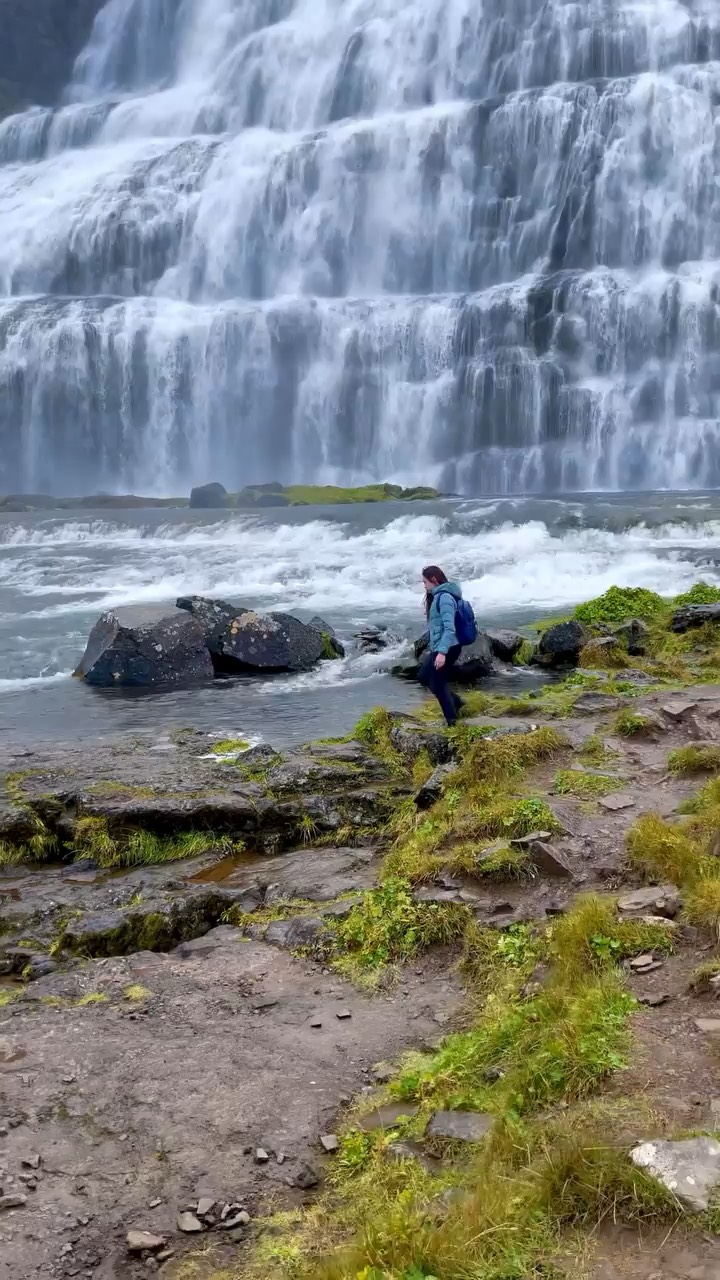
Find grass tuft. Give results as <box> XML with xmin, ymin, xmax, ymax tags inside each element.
<box><xmin>554</xmin><ymin>769</ymin><xmax>620</xmax><ymax>799</ymax></box>
<box><xmin>668</xmin><ymin>744</ymin><xmax>720</xmax><ymax>775</ymax></box>
<box><xmin>615</xmin><ymin>708</ymin><xmax>653</xmax><ymax>737</ymax></box>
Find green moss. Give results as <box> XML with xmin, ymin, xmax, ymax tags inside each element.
<box><xmin>210</xmin><ymin>738</ymin><xmax>251</xmax><ymax>756</ymax></box>
<box><xmin>574</xmin><ymin>586</ymin><xmax>666</xmax><ymax>626</ymax></box>
<box><xmin>513</xmin><ymin>638</ymin><xmax>535</xmax><ymax>665</ymax></box>
<box><xmin>282</xmin><ymin>483</ymin><xmax>440</xmax><ymax>506</ymax></box>
<box><xmin>319</xmin><ymin>632</ymin><xmax>340</xmax><ymax>660</ymax></box>
<box><xmin>554</xmin><ymin>769</ymin><xmax>620</xmax><ymax>799</ymax></box>
<box><xmin>76</xmin><ymin>992</ymin><xmax>109</xmax><ymax>1006</ymax></box>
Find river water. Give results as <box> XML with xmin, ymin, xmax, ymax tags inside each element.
<box><xmin>2</xmin><ymin>493</ymin><xmax>720</xmax><ymax>745</ymax></box>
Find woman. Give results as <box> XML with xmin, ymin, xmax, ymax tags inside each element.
<box><xmin>418</xmin><ymin>565</ymin><xmax>465</xmax><ymax>726</ymax></box>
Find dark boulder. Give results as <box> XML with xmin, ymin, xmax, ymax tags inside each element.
<box><xmin>392</xmin><ymin>632</ymin><xmax>495</xmax><ymax>682</ymax></box>
<box><xmin>74</xmin><ymin>606</ymin><xmax>213</xmax><ymax>687</ymax></box>
<box><xmin>307</xmin><ymin>615</ymin><xmax>345</xmax><ymax>658</ymax></box>
<box><xmin>534</xmin><ymin>620</ymin><xmax>588</xmax><ymax>667</ymax></box>
<box><xmin>614</xmin><ymin>618</ymin><xmax>649</xmax><ymax>655</ymax></box>
<box><xmin>672</xmin><ymin>603</ymin><xmax>720</xmax><ymax>633</ymax></box>
<box><xmin>189</xmin><ymin>482</ymin><xmax>230</xmax><ymax>509</ymax></box>
<box><xmin>176</xmin><ymin>595</ymin><xmax>249</xmax><ymax>657</ymax></box>
<box><xmin>218</xmin><ymin>610</ymin><xmax>326</xmax><ymax>672</ymax></box>
<box><xmin>486</xmin><ymin>628</ymin><xmax>525</xmax><ymax>662</ymax></box>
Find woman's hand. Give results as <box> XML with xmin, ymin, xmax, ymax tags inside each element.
<box><xmin>434</xmin><ymin>653</ymin><xmax>446</xmax><ymax>670</ymax></box>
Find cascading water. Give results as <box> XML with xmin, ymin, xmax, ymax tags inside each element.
<box><xmin>1</xmin><ymin>0</ymin><xmax>720</xmax><ymax>495</ymax></box>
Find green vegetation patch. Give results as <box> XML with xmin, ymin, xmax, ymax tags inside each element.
<box><xmin>235</xmin><ymin>895</ymin><xmax>680</xmax><ymax>1280</ymax></box>
<box><xmin>72</xmin><ymin>816</ymin><xmax>243</xmax><ymax>868</ymax></box>
<box><xmin>574</xmin><ymin>586</ymin><xmax>666</xmax><ymax>626</ymax></box>
<box><xmin>554</xmin><ymin>769</ymin><xmax>621</xmax><ymax>799</ymax></box>
<box><xmin>330</xmin><ymin>877</ymin><xmax>468</xmax><ymax>984</ymax></box>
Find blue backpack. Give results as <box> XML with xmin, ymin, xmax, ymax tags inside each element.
<box><xmin>440</xmin><ymin>592</ymin><xmax>477</xmax><ymax>647</ymax></box>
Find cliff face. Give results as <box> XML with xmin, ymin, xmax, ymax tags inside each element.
<box><xmin>0</xmin><ymin>0</ymin><xmax>104</xmax><ymax>116</ymax></box>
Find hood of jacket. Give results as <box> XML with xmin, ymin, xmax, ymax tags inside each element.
<box><xmin>430</xmin><ymin>580</ymin><xmax>462</xmax><ymax>601</ymax></box>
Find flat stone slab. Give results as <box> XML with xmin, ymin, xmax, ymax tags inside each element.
<box><xmin>598</xmin><ymin>792</ymin><xmax>635</xmax><ymax>811</ymax></box>
<box><xmin>617</xmin><ymin>885</ymin><xmax>681</xmax><ymax>918</ymax></box>
<box><xmin>695</xmin><ymin>1018</ymin><xmax>720</xmax><ymax>1036</ymax></box>
<box><xmin>358</xmin><ymin>1103</ymin><xmax>419</xmax><ymax>1132</ymax></box>
<box><xmin>662</xmin><ymin>700</ymin><xmax>699</xmax><ymax>720</ymax></box>
<box><xmin>631</xmin><ymin>1136</ymin><xmax>720</xmax><ymax>1211</ymax></box>
<box><xmin>426</xmin><ymin>1110</ymin><xmax>493</xmax><ymax>1142</ymax></box>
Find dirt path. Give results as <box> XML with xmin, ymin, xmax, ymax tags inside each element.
<box><xmin>0</xmin><ymin>934</ymin><xmax>462</xmax><ymax>1280</ymax></box>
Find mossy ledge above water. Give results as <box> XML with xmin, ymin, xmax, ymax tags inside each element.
<box><xmin>0</xmin><ymin>482</ymin><xmax>445</xmax><ymax>513</ymax></box>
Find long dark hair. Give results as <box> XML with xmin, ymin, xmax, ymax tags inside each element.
<box><xmin>422</xmin><ymin>565</ymin><xmax>448</xmax><ymax>617</ymax></box>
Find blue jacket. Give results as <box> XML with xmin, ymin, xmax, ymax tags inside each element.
<box><xmin>428</xmin><ymin>581</ymin><xmax>462</xmax><ymax>654</ymax></box>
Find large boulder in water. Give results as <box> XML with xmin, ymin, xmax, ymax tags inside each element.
<box><xmin>189</xmin><ymin>482</ymin><xmax>230</xmax><ymax>509</ymax></box>
<box><xmin>217</xmin><ymin>611</ymin><xmax>327</xmax><ymax>673</ymax></box>
<box><xmin>176</xmin><ymin>595</ymin><xmax>249</xmax><ymax>657</ymax></box>
<box><xmin>74</xmin><ymin>607</ymin><xmax>214</xmax><ymax>687</ymax></box>
<box><xmin>534</xmin><ymin>620</ymin><xmax>589</xmax><ymax>668</ymax></box>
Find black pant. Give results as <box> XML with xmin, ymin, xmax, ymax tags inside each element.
<box><xmin>418</xmin><ymin>645</ymin><xmax>462</xmax><ymax>725</ymax></box>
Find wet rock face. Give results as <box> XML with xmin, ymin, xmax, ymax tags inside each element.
<box><xmin>73</xmin><ymin>605</ymin><xmax>214</xmax><ymax>687</ymax></box>
<box><xmin>218</xmin><ymin>610</ymin><xmax>326</xmax><ymax>672</ymax></box>
<box><xmin>189</xmin><ymin>481</ymin><xmax>230</xmax><ymax>508</ymax></box>
<box><xmin>76</xmin><ymin>597</ymin><xmax>341</xmax><ymax>684</ymax></box>
<box><xmin>176</xmin><ymin>594</ymin><xmax>250</xmax><ymax>656</ymax></box>
<box><xmin>535</xmin><ymin>620</ymin><xmax>589</xmax><ymax>668</ymax></box>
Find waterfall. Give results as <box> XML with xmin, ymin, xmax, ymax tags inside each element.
<box><xmin>1</xmin><ymin>0</ymin><xmax>720</xmax><ymax>495</ymax></box>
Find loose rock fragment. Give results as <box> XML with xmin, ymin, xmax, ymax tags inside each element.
<box><xmin>196</xmin><ymin>1197</ymin><xmax>215</xmax><ymax>1217</ymax></box>
<box><xmin>598</xmin><ymin>792</ymin><xmax>635</xmax><ymax>811</ymax></box>
<box><xmin>359</xmin><ymin>1103</ymin><xmax>418</xmax><ymax>1132</ymax></box>
<box><xmin>426</xmin><ymin>1111</ymin><xmax>493</xmax><ymax>1142</ymax></box>
<box><xmin>177</xmin><ymin>1212</ymin><xmax>204</xmax><ymax>1233</ymax></box>
<box><xmin>631</xmin><ymin>1136</ymin><xmax>720</xmax><ymax>1211</ymax></box>
<box><xmin>320</xmin><ymin>1134</ymin><xmax>339</xmax><ymax>1153</ymax></box>
<box><xmin>126</xmin><ymin>1231</ymin><xmax>166</xmax><ymax>1254</ymax></box>
<box><xmin>0</xmin><ymin>1194</ymin><xmax>28</xmax><ymax>1210</ymax></box>
<box><xmin>255</xmin><ymin>1148</ymin><xmax>269</xmax><ymax>1163</ymax></box>
<box><xmin>618</xmin><ymin>885</ymin><xmax>681</xmax><ymax>918</ymax></box>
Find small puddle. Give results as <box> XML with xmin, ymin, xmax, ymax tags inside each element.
<box><xmin>188</xmin><ymin>851</ymin><xmax>271</xmax><ymax>884</ymax></box>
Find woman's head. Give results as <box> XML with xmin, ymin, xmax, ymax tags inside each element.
<box><xmin>422</xmin><ymin>565</ymin><xmax>448</xmax><ymax>590</ymax></box>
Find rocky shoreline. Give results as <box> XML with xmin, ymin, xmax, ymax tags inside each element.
<box><xmin>5</xmin><ymin>584</ymin><xmax>720</xmax><ymax>1279</ymax></box>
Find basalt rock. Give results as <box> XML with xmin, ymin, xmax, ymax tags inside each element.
<box><xmin>485</xmin><ymin>628</ymin><xmax>525</xmax><ymax>662</ymax></box>
<box><xmin>189</xmin><ymin>482</ymin><xmax>230</xmax><ymax>508</ymax></box>
<box><xmin>217</xmin><ymin>610</ymin><xmax>326</xmax><ymax>673</ymax></box>
<box><xmin>534</xmin><ymin>620</ymin><xmax>589</xmax><ymax>668</ymax></box>
<box><xmin>176</xmin><ymin>595</ymin><xmax>249</xmax><ymax>657</ymax></box>
<box><xmin>74</xmin><ymin>606</ymin><xmax>214</xmax><ymax>687</ymax></box>
<box><xmin>672</xmin><ymin>603</ymin><xmax>720</xmax><ymax>633</ymax></box>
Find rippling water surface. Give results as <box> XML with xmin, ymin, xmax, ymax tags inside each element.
<box><xmin>2</xmin><ymin>494</ymin><xmax>720</xmax><ymax>744</ymax></box>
